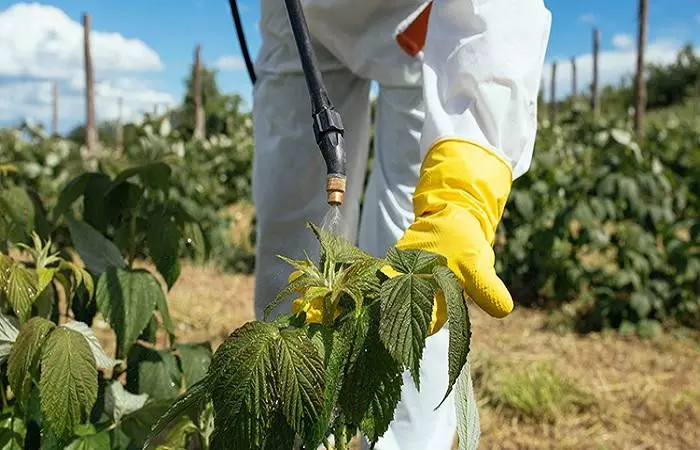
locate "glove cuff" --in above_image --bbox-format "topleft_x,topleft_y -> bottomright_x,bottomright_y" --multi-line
413,138 -> 513,244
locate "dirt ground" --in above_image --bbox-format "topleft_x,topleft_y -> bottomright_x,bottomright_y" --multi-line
93,263 -> 700,450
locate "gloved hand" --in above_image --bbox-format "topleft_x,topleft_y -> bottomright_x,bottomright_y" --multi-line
394,137 -> 515,335
291,138 -> 514,334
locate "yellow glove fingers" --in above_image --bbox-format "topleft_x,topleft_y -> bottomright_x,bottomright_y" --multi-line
456,248 -> 513,318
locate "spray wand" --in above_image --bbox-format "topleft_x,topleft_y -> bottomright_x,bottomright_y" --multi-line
227,0 -> 347,206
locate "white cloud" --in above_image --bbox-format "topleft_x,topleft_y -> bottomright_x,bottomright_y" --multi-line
541,38 -> 699,101
0,3 -> 173,129
0,77 -> 174,126
612,33 -> 634,50
0,3 -> 163,79
214,55 -> 246,71
580,13 -> 596,24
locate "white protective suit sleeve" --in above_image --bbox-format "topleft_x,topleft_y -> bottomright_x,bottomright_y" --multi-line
415,0 -> 552,180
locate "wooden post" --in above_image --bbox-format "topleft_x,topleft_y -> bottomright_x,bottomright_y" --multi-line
549,62 -> 557,123
634,0 -> 648,139
591,28 -> 600,117
571,56 -> 578,98
116,97 -> 124,153
52,81 -> 59,137
193,44 -> 205,139
83,13 -> 97,152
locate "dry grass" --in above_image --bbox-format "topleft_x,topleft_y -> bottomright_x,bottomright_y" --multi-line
88,263 -> 700,450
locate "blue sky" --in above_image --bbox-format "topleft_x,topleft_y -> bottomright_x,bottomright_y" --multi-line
0,0 -> 698,131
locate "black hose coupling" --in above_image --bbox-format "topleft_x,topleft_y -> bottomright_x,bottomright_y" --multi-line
313,106 -> 347,206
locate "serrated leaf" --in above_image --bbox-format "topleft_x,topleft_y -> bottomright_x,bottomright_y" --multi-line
40,326 -> 98,441
36,267 -> 56,296
104,381 -> 149,422
146,215 -> 181,290
5,262 -> 38,324
386,247 -> 446,275
0,253 -> 12,290
378,272 -> 435,386
208,321 -> 278,450
273,328 -> 324,434
61,321 -> 117,370
433,266 -> 470,408
339,304 -> 402,443
307,222 -> 373,266
7,317 -> 55,405
32,282 -> 55,320
144,377 -> 210,450
53,172 -> 109,220
176,342 -> 212,387
264,272 -> 319,320
455,361 -> 480,450
95,268 -> 161,357
306,323 -> 354,447
67,218 -> 125,276
126,344 -> 183,400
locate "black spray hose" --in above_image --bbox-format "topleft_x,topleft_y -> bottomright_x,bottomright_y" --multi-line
226,0 -> 347,206
282,0 -> 347,206
227,0 -> 257,85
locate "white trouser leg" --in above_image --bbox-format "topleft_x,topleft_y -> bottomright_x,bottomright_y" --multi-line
357,85 -> 458,450
252,0 -> 371,320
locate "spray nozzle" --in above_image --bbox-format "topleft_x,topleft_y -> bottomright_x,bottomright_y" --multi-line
313,106 -> 346,206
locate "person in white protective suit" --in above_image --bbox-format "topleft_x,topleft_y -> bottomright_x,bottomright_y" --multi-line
251,0 -> 552,448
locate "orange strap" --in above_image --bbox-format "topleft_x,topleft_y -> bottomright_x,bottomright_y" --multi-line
396,1 -> 433,57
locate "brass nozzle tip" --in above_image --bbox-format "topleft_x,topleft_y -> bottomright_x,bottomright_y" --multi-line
326,176 -> 346,206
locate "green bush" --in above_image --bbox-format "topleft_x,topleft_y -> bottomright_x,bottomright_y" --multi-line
496,105 -> 700,333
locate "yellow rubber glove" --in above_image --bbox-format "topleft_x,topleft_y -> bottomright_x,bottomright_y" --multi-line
396,137 -> 515,334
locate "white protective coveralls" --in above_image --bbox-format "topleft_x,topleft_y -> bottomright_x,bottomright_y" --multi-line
251,0 -> 551,448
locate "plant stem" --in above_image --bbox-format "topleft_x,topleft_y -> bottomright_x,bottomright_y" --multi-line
334,423 -> 347,450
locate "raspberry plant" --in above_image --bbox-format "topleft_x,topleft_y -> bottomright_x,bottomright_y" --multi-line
147,223 -> 473,449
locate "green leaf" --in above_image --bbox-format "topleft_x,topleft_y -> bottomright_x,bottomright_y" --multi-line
386,247 -> 446,275
433,266 -> 471,408
307,222 -> 373,266
630,292 -> 652,318
144,378 -> 211,450
120,399 -> 173,449
306,321 -> 354,447
63,430 -> 110,450
0,408 -> 27,450
176,343 -> 213,388
0,186 -> 35,242
126,344 -> 183,400
273,328 -> 325,435
146,215 -> 181,290
53,172 -> 109,220
39,327 -> 98,441
378,272 -> 435,386
513,191 -> 535,220
104,381 -> 149,423
208,321 -> 278,450
67,218 -> 125,276
7,317 -> 55,405
339,304 -> 403,443
95,268 -> 161,357
265,271 -> 318,320
154,290 -> 176,344
82,174 -> 113,233
4,262 -> 38,324
107,162 -> 172,195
